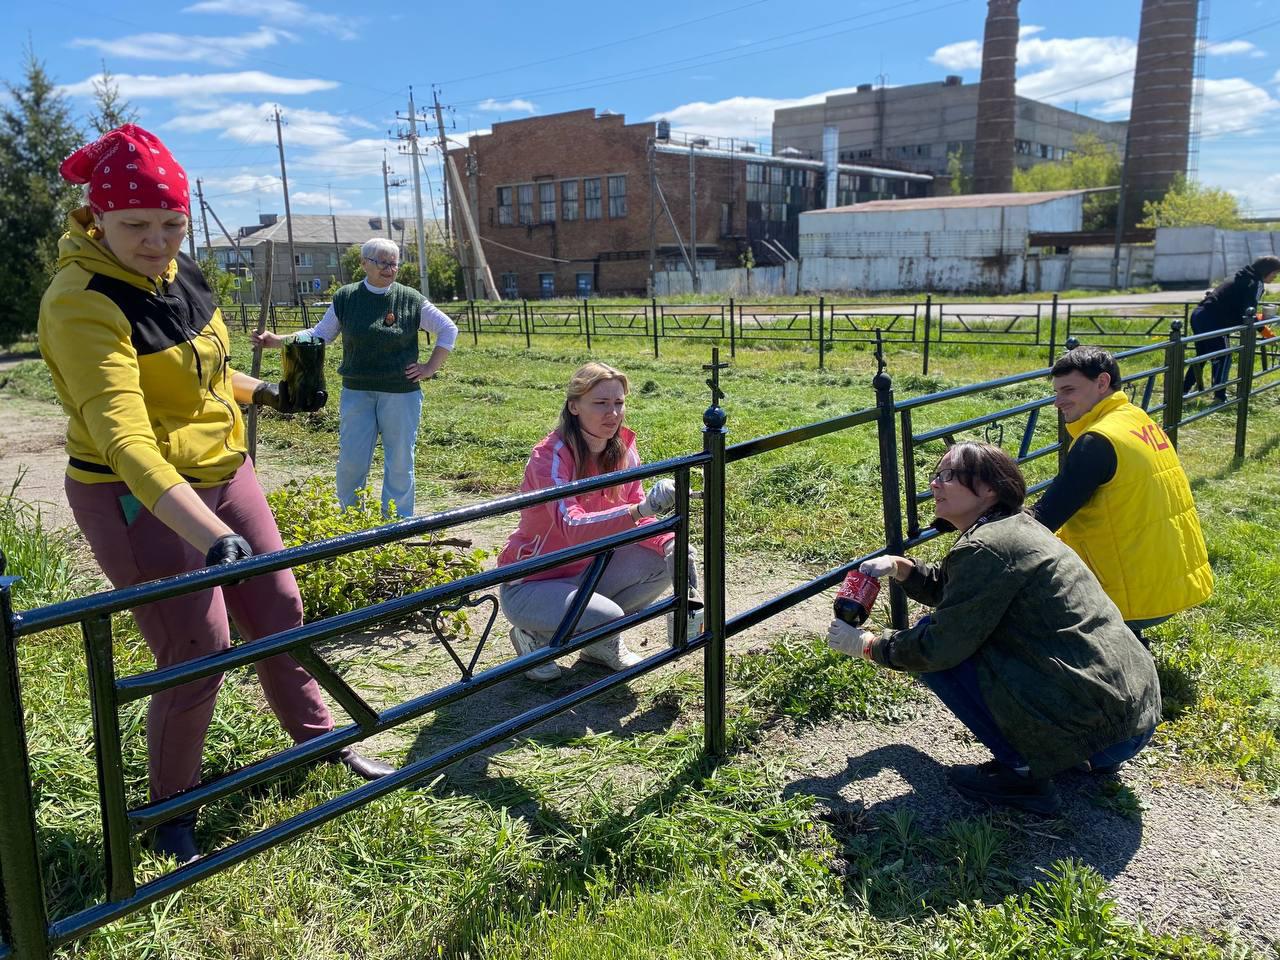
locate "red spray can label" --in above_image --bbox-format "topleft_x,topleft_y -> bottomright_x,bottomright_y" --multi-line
833,569 -> 881,627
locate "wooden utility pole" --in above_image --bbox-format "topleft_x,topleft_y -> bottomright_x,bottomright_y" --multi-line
403,88 -> 431,298
195,178 -> 212,253
443,148 -> 500,300
647,139 -> 657,297
432,88 -> 451,245
272,106 -> 301,306
382,150 -> 394,239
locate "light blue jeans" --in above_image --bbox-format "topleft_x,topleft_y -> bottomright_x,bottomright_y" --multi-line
335,387 -> 423,517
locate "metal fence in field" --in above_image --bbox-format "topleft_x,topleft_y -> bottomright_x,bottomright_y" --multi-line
1,318 -> 1276,958
223,296 -> 1223,375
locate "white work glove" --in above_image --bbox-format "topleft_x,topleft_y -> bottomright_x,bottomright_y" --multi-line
636,478 -> 676,518
859,556 -> 901,580
826,619 -> 874,660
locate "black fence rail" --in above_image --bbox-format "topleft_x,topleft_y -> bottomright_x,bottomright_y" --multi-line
2,322 -> 1278,957
223,296 -> 1240,376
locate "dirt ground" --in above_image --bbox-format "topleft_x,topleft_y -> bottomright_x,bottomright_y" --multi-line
2,395 -> 1277,949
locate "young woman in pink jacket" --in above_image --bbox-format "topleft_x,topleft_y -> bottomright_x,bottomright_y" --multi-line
496,362 -> 700,680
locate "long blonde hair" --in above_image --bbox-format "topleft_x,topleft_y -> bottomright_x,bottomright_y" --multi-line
557,361 -> 630,480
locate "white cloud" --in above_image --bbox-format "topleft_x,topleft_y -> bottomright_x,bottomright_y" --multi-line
205,173 -> 282,196
291,191 -> 352,209
182,0 -> 357,40
61,71 -> 336,99
70,27 -> 291,64
1205,39 -> 1265,58
648,87 -> 863,142
167,101 -> 354,147
476,98 -> 537,114
930,39 -> 981,71
1198,77 -> 1280,138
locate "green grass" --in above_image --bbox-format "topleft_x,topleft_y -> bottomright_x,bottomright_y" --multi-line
2,323 -> 1278,957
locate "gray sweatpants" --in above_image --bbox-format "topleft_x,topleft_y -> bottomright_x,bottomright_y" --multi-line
499,542 -> 699,648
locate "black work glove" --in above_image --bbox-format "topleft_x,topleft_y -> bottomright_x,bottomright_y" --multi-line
205,534 -> 253,567
252,380 -> 297,413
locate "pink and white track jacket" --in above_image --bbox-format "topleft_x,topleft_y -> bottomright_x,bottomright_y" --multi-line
496,426 -> 672,582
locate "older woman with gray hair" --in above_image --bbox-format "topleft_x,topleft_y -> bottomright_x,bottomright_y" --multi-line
255,237 -> 458,517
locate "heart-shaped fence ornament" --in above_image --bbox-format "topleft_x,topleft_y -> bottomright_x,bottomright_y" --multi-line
428,593 -> 498,682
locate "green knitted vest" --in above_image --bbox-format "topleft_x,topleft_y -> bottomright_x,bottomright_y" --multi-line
332,281 -> 425,393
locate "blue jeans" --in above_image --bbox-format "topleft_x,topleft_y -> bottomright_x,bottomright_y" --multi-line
919,655 -> 1155,772
335,388 -> 423,517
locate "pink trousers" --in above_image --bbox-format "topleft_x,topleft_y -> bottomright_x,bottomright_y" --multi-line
66,462 -> 333,800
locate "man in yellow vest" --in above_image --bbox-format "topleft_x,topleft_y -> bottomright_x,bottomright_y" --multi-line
1031,346 -> 1213,646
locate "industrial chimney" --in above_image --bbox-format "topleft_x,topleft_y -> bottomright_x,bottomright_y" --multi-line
1118,0 -> 1198,228
971,0 -> 1019,195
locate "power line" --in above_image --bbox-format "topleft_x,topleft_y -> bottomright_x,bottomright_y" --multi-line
449,0 -> 970,109
439,0 -> 773,86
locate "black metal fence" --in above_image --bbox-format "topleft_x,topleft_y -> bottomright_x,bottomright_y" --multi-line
1,320 -> 1277,958
226,297 -> 1230,375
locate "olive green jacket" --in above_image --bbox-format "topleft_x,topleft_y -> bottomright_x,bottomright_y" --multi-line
870,511 -> 1161,777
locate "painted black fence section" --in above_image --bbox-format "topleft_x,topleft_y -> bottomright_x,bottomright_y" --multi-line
1,323 -> 1278,957
224,296 -> 1232,376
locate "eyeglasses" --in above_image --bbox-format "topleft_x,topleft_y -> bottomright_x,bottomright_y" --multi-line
930,468 -> 970,484
364,257 -> 399,270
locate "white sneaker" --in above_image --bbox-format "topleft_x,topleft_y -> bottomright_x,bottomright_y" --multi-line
667,605 -> 706,646
509,627 -> 561,682
579,635 -> 643,671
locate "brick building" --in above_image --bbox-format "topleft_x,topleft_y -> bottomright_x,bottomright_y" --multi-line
449,109 -> 932,299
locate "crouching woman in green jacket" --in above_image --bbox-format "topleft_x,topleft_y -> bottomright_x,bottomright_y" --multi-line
829,441 -> 1161,816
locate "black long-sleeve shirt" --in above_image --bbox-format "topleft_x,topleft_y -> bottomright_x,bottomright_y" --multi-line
1030,432 -> 1117,531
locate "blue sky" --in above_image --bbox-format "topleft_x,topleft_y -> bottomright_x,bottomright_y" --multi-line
6,0 -> 1280,231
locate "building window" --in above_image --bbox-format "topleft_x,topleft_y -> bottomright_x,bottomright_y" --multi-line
561,180 -> 578,221
607,175 -> 627,218
538,272 -> 555,298
294,252 -> 313,267
497,186 -> 513,225
328,250 -> 338,267
720,202 -> 733,237
539,182 -> 556,222
857,148 -> 873,160
295,280 -> 312,296
517,183 -> 534,225
584,178 -> 602,220
1015,139 -> 1033,155
576,272 -> 592,297
501,272 -> 518,298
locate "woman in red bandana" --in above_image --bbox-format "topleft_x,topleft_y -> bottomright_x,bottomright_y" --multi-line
37,125 -> 395,865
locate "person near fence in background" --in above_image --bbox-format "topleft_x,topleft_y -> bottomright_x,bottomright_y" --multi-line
496,362 -> 702,681
253,237 -> 458,518
1182,256 -> 1280,404
1031,346 -> 1212,646
38,124 -> 395,866
827,442 -> 1161,816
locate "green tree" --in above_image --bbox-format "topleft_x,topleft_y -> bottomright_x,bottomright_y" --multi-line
1138,177 -> 1243,230
88,61 -> 138,135
198,255 -> 236,304
0,44 -> 83,345
946,148 -> 971,195
1013,133 -> 1121,231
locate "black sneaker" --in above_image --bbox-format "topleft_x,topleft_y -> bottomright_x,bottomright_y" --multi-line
947,761 -> 1063,816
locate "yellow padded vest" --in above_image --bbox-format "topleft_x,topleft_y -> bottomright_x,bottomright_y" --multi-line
1057,392 -> 1213,620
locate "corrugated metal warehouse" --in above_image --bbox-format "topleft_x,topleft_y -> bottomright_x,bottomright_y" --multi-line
798,190 -> 1092,293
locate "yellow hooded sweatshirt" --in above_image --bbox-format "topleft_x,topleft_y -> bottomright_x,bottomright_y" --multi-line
1057,391 -> 1213,620
38,208 -> 247,511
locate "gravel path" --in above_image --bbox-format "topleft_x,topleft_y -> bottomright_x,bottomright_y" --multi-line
2,393 -> 1277,950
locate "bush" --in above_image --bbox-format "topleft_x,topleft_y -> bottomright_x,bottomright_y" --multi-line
266,476 -> 487,626
0,477 -> 91,610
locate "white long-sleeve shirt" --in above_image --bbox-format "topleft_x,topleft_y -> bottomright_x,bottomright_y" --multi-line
301,279 -> 459,350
